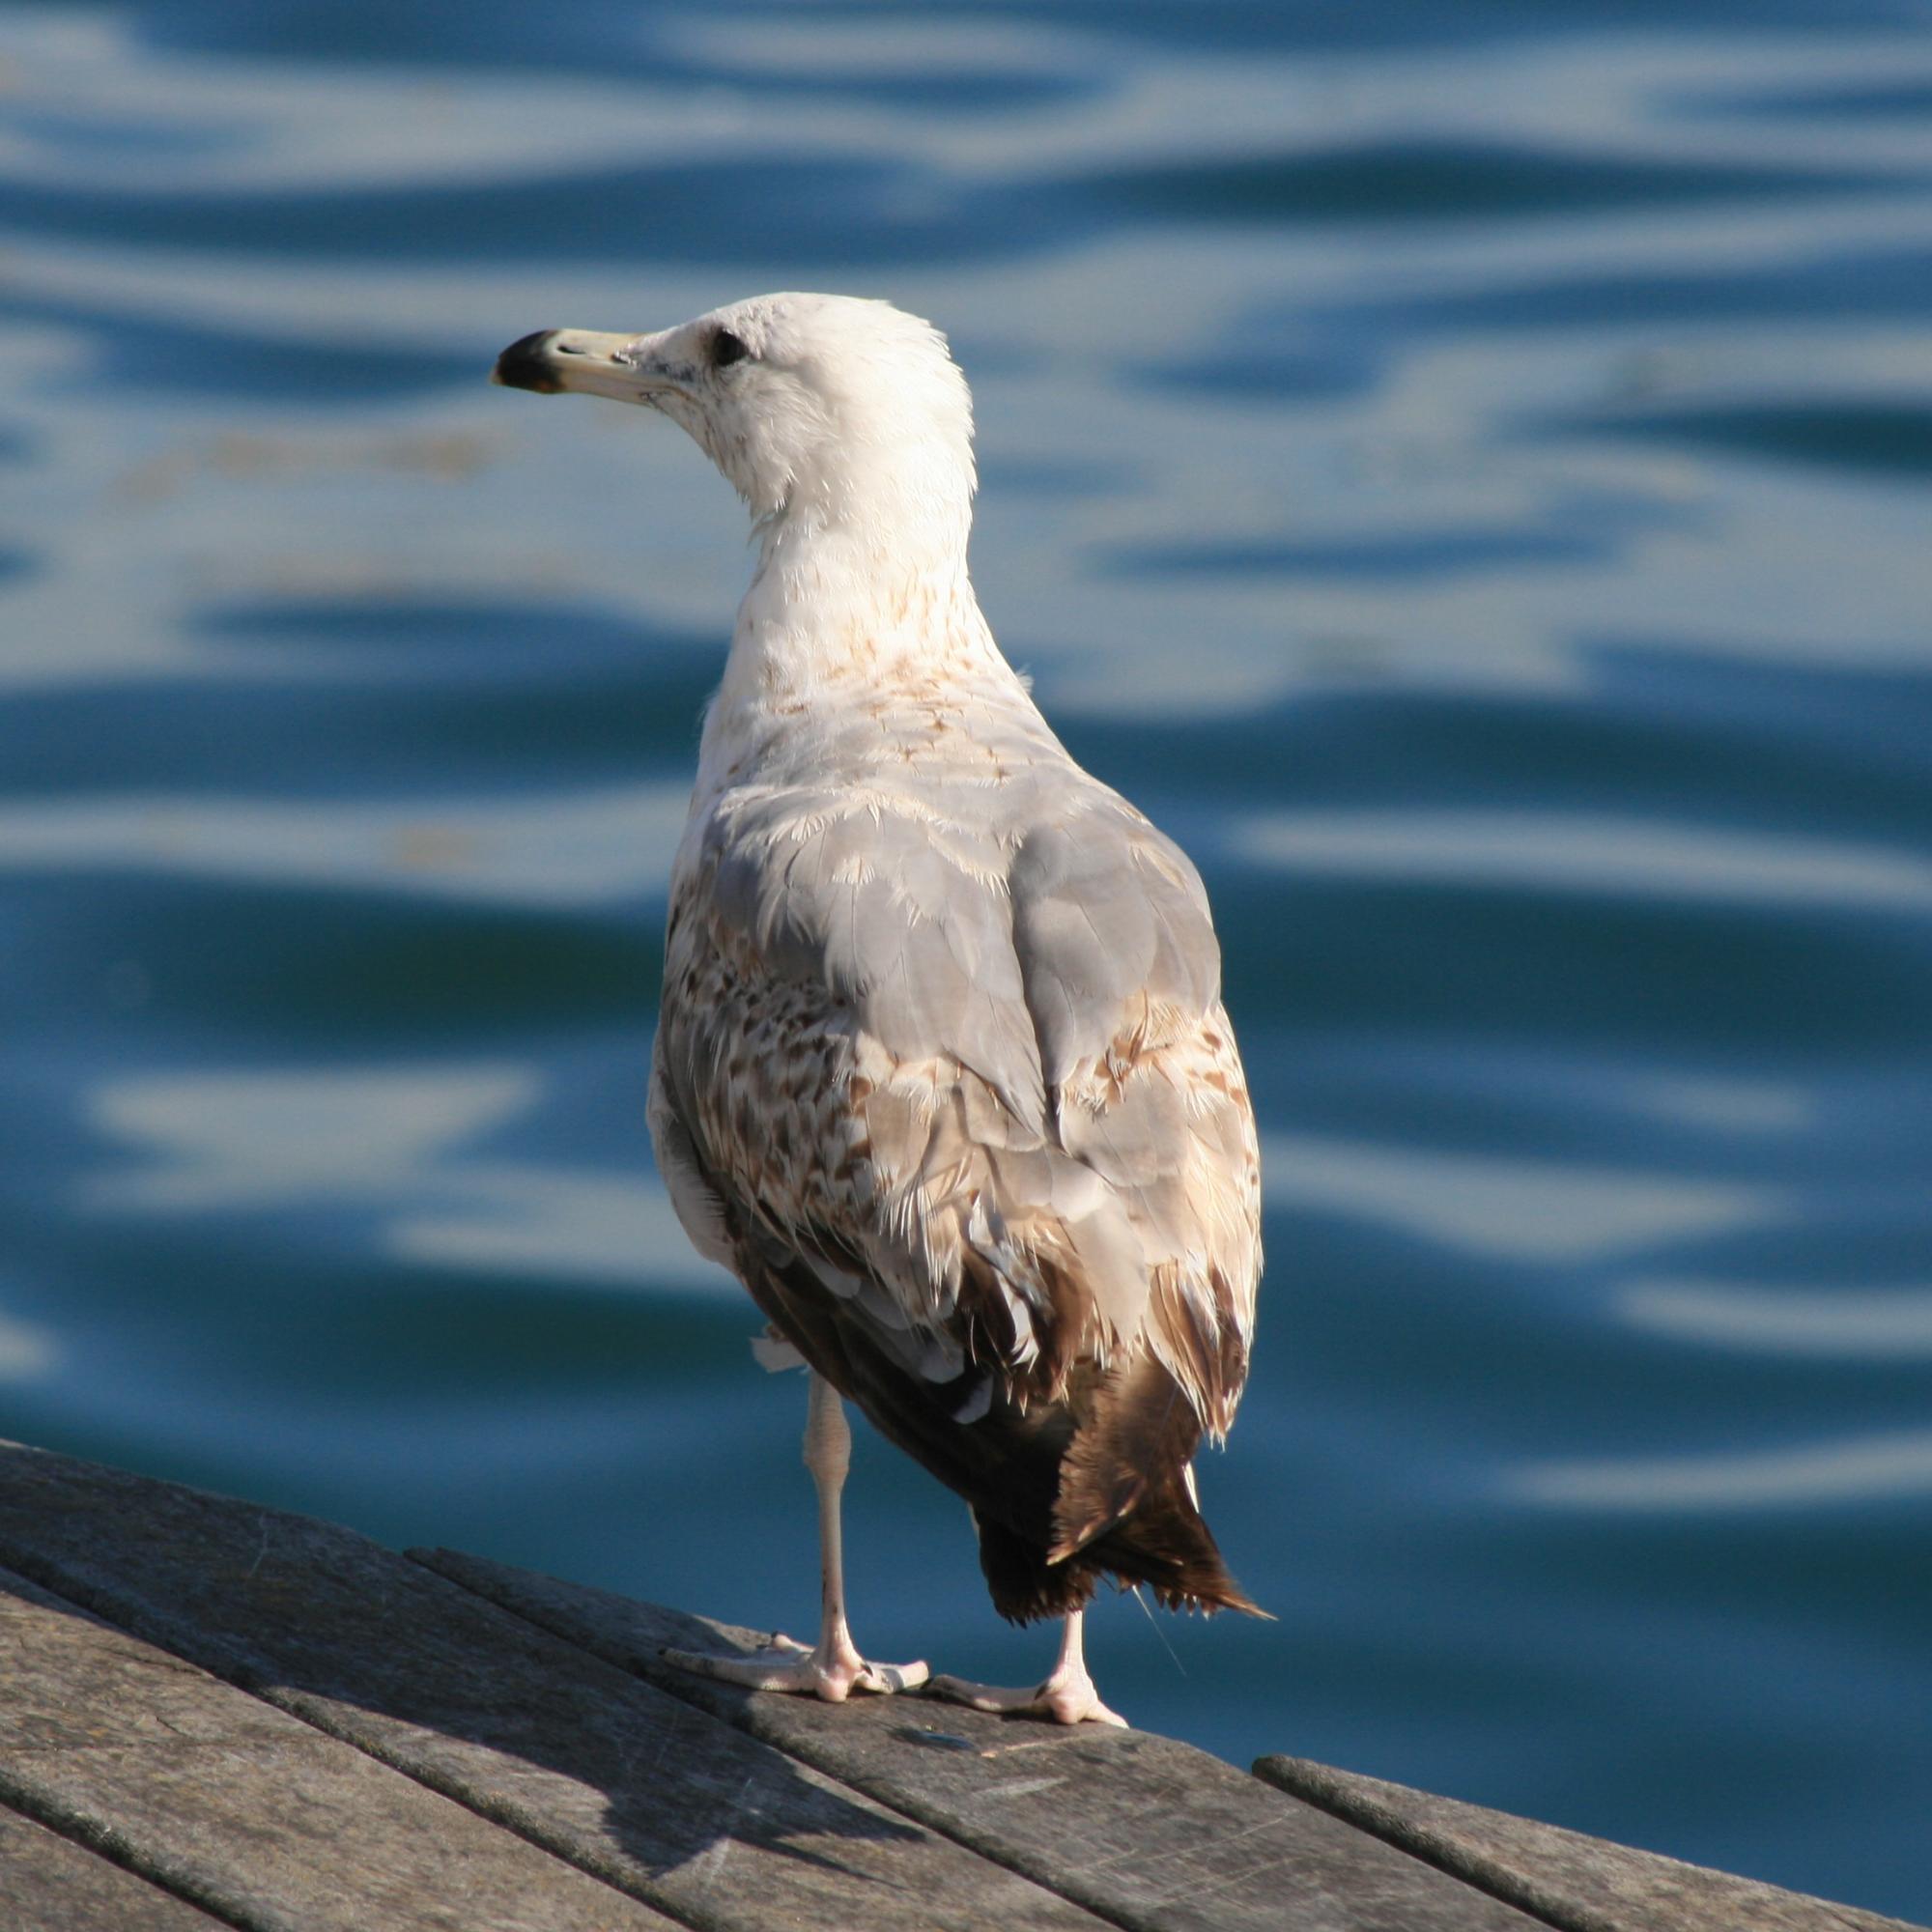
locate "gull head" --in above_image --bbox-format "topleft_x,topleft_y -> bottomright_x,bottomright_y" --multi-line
495,293 -> 976,548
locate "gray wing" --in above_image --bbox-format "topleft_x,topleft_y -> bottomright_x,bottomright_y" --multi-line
1009,806 -> 1220,1094
1009,796 -> 1259,1434
706,783 -> 1048,1132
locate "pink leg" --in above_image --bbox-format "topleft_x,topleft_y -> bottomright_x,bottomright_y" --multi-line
664,1372 -> 928,1700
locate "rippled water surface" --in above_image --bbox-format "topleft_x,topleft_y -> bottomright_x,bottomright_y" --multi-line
4,2 -> 1931,1916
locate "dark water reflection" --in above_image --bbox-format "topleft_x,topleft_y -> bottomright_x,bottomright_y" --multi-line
3,1 -> 1930,1918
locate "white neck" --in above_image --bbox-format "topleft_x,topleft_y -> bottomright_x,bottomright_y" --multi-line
692,501 -> 1029,792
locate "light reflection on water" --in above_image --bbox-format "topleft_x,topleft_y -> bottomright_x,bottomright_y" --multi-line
1238,809 -> 1932,908
1263,1132 -> 1769,1263
86,1060 -> 731,1293
1619,1280 -> 1932,1355
1515,1430 -> 1932,1509
4,1 -> 1931,1918
0,784 -> 691,906
0,1311 -> 60,1383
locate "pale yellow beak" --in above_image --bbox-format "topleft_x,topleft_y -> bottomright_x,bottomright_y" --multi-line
492,327 -> 680,405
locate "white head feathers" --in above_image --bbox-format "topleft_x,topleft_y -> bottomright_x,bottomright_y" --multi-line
496,293 -> 977,552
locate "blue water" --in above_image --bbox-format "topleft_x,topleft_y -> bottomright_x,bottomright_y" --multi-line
4,1 -> 1931,1917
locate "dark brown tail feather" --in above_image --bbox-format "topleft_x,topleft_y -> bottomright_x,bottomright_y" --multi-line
1048,1352 -> 1266,1619
1050,1352 -> 1203,1558
1085,1472 -> 1267,1618
976,1473 -> 1265,1621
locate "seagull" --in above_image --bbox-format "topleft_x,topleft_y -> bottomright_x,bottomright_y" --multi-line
495,294 -> 1263,1726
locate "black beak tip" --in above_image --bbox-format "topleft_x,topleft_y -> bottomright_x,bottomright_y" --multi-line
494,330 -> 562,393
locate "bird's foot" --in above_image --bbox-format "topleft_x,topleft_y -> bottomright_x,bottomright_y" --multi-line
663,1629 -> 929,1703
924,1659 -> 1128,1727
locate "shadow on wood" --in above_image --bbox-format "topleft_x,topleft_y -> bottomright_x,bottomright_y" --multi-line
0,1441 -> 1092,1932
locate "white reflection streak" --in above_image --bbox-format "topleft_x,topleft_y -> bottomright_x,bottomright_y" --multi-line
83,1065 -> 735,1297
0,1313 -> 58,1383
1264,1134 -> 1766,1263
1514,1432 -> 1932,1509
1625,1074 -> 1809,1134
1237,811 -> 1932,911
91,1066 -> 537,1208
0,785 -> 690,910
392,1164 -> 733,1295
1620,1280 -> 1932,1357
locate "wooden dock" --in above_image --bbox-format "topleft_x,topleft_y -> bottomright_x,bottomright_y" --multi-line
0,1440 -> 1917,1932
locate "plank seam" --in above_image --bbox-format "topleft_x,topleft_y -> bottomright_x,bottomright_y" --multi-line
1251,1758 -> 1919,1932
0,1539 -> 709,1932
1249,1760 -> 1593,1932
0,1732 -> 258,1931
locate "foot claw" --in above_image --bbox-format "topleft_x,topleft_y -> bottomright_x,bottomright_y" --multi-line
663,1636 -> 928,1702
924,1671 -> 1128,1728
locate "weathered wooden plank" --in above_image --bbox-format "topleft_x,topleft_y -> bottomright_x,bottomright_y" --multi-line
0,1804 -> 231,1932
0,1564 -> 672,1932
0,1442 -> 1106,1932
416,1546 -> 1544,1932
1255,1754 -> 1926,1932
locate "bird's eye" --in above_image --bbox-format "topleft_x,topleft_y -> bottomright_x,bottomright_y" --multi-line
712,329 -> 750,369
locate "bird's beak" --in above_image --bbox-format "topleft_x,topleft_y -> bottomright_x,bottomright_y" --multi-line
492,327 -> 683,405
